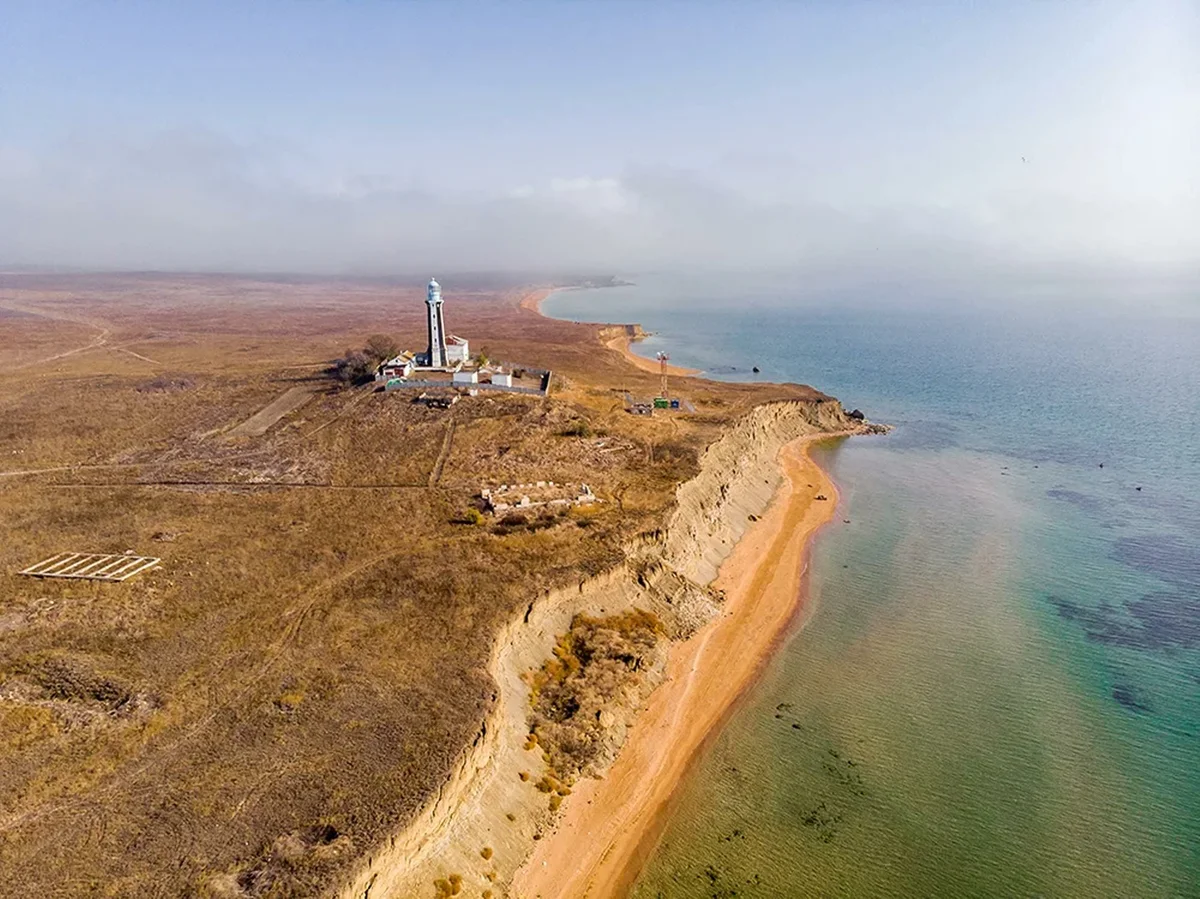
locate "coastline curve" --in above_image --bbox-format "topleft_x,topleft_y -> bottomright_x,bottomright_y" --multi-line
336,290 -> 871,899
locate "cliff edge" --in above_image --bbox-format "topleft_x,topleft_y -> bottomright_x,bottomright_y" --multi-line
339,399 -> 867,899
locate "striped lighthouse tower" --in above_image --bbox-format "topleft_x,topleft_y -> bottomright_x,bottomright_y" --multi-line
425,277 -> 447,368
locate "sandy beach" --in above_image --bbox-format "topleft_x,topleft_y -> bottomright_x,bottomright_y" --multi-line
511,434 -> 842,898
521,287 -> 700,377
517,288 -> 554,315
600,329 -> 700,377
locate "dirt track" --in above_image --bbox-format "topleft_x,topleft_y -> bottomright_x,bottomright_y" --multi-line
228,384 -> 321,437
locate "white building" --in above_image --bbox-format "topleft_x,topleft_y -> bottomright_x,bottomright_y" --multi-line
377,351 -> 416,382
452,369 -> 478,384
491,371 -> 513,387
445,334 -> 470,364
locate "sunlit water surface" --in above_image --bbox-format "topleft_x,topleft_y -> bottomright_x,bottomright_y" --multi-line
544,278 -> 1200,897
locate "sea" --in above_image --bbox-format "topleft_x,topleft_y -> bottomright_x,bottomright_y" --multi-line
542,275 -> 1200,898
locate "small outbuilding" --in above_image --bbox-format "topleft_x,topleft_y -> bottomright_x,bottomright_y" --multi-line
445,335 -> 471,364
377,352 -> 416,382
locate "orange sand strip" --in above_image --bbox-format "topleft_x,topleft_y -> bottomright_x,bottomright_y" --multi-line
518,289 -> 553,314
512,435 -> 841,898
520,287 -> 700,377
601,330 -> 700,378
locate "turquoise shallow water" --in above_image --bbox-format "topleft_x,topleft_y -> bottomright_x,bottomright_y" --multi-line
544,278 -> 1200,898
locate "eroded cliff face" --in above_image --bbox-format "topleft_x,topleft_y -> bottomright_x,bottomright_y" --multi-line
338,399 -> 856,899
596,323 -> 649,343
665,399 -> 852,586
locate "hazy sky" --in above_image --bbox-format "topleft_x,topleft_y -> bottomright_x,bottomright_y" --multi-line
1,1 -> 1197,277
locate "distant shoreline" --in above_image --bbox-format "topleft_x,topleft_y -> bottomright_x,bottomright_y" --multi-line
527,286 -> 701,377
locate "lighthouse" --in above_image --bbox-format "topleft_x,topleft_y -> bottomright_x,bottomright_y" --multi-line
425,277 -> 447,368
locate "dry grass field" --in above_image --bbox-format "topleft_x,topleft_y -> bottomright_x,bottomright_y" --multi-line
0,273 -> 825,897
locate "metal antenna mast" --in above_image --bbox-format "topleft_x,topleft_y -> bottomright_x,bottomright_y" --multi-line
656,351 -> 670,400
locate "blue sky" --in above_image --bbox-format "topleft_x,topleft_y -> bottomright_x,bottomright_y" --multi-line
1,1 -> 1196,274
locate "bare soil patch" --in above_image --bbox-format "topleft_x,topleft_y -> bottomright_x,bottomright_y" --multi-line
228,384 -> 322,438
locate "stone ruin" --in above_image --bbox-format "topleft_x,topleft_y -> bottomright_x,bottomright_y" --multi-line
480,481 -> 599,515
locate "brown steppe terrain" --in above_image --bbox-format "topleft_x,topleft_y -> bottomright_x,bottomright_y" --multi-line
0,274 -> 828,898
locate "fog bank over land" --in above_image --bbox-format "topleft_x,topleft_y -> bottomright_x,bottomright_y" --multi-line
1,128 -> 1196,285
2,3 -> 1196,291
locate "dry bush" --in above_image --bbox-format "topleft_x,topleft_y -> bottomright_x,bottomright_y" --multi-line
363,334 -> 399,363
528,609 -> 666,781
558,419 -> 592,438
137,373 -> 197,393
490,506 -> 572,537
331,349 -> 374,385
223,824 -> 350,898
